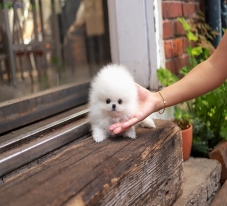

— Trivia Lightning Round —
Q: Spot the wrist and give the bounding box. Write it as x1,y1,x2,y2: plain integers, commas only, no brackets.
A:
153,91,166,113
157,91,166,114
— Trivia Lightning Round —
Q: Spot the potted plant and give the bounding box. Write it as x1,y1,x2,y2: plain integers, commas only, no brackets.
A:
173,108,193,161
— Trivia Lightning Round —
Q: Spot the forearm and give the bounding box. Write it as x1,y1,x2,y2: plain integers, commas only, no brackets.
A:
154,59,227,111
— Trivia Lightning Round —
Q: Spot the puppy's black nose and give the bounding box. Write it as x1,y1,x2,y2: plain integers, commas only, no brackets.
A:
112,104,116,109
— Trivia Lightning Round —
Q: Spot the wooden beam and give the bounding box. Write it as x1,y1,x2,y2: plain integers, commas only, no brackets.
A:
0,120,183,205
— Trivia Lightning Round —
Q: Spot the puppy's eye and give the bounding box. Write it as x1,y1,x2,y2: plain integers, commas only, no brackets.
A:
118,99,122,104
106,99,111,104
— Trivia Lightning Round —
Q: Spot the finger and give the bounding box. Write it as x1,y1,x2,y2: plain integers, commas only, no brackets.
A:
112,119,138,134
112,126,124,134
122,117,139,128
109,122,123,131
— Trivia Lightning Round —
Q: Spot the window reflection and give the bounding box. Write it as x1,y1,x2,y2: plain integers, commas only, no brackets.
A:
0,0,111,103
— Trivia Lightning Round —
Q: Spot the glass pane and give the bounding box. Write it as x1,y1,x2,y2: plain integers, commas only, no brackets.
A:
0,0,111,103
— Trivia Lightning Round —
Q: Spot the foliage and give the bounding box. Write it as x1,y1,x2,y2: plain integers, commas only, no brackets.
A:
192,82,227,143
157,68,179,87
157,12,227,157
178,12,218,67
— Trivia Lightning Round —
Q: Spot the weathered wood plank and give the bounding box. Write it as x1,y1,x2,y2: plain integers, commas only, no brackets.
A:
0,120,183,206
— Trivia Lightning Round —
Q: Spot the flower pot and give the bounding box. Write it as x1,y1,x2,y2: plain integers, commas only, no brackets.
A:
182,124,193,161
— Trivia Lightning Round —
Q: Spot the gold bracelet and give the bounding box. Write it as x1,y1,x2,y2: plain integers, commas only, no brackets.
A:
158,91,166,114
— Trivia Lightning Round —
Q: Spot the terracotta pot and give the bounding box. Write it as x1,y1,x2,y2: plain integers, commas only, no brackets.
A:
182,124,193,161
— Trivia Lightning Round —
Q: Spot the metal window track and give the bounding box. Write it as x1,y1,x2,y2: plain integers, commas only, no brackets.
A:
0,82,89,134
0,109,90,177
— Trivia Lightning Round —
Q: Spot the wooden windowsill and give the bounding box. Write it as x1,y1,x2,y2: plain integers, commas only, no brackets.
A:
0,120,183,206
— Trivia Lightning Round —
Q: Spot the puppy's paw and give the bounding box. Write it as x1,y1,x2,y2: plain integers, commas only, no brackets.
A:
123,127,136,139
140,116,156,128
92,127,107,143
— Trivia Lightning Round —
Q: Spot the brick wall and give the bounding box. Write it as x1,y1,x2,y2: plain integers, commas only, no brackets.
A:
162,0,200,74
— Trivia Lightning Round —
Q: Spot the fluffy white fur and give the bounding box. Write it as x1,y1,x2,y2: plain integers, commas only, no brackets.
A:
88,64,156,143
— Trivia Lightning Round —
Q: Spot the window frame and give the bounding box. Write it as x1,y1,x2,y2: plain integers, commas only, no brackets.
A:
0,0,163,134
108,0,163,90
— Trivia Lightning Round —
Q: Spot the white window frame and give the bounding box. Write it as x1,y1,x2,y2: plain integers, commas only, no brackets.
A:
107,0,165,90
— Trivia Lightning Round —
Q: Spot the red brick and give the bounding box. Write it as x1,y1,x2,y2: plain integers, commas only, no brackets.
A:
183,3,198,18
175,20,186,36
209,141,227,183
165,54,189,74
162,2,183,19
163,20,174,39
164,38,184,59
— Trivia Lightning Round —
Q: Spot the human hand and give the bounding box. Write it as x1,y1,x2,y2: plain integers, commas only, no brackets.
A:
109,83,160,134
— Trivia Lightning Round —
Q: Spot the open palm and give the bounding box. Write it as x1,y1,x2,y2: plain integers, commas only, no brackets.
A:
109,83,157,134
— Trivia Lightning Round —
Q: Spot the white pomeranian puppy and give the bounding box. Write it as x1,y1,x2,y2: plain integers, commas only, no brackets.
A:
88,64,156,143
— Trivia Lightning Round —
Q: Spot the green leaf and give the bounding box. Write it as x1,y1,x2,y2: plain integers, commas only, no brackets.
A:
187,31,198,41
221,126,227,139
203,48,210,59
186,47,194,58
157,68,179,87
177,17,191,31
191,46,203,56
180,66,190,75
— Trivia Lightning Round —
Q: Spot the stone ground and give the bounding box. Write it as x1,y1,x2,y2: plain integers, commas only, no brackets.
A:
174,157,221,206
211,179,227,206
